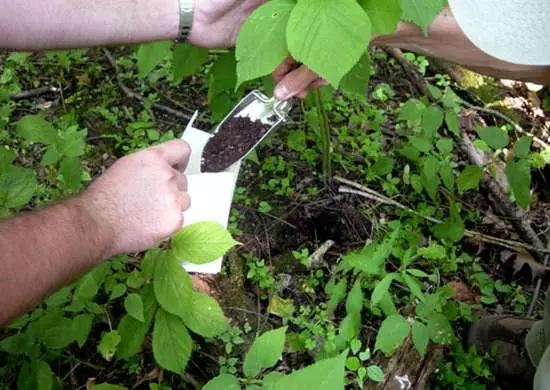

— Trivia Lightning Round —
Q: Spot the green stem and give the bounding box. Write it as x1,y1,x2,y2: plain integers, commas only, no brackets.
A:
313,89,331,178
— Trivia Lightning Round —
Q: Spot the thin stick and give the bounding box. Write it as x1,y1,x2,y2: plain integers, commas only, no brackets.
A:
103,48,193,122
10,86,58,100
462,100,549,149
337,185,550,254
528,236,550,316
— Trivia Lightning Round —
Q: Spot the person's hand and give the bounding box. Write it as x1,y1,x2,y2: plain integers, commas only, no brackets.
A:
82,140,191,257
273,57,328,101
188,0,266,48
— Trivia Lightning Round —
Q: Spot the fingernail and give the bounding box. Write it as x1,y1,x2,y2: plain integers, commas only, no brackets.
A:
274,85,289,101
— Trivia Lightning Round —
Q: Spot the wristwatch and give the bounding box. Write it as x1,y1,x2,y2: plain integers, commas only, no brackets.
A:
178,0,194,41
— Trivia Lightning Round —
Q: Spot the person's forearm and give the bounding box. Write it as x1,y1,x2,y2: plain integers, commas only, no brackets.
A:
0,0,179,50
373,7,550,85
0,195,112,323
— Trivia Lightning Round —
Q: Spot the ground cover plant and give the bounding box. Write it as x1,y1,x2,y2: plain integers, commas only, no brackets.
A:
2,0,550,389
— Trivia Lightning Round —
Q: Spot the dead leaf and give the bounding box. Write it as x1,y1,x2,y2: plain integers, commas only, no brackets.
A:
448,280,480,303
500,250,550,281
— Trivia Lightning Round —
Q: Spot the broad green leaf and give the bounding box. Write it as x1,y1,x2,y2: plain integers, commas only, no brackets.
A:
367,365,384,382
346,279,364,316
57,130,87,157
421,105,443,139
477,126,509,150
338,312,361,342
426,313,454,344
40,146,62,166
116,285,157,360
93,384,128,390
0,148,16,168
439,161,454,191
412,321,429,356
60,156,82,191
409,136,431,153
153,252,192,319
72,313,94,348
236,0,295,88
402,274,424,301
433,221,464,242
0,333,34,354
375,314,410,355
208,52,237,103
16,115,57,144
268,351,346,390
109,283,127,300
398,99,425,125
444,110,460,136
137,41,173,78
325,278,348,315
182,292,228,338
153,309,193,375
346,356,361,370
401,0,446,34
124,293,145,323
417,243,446,260
371,155,394,177
172,221,238,264
360,0,401,35
286,0,371,87
73,263,109,301
32,312,74,349
505,159,531,208
371,273,395,308
457,165,483,194
173,43,209,83
243,326,287,378
420,155,439,200
513,136,531,158
98,330,121,361
0,167,36,209
203,374,241,390
436,138,453,154
18,360,53,390
340,52,372,96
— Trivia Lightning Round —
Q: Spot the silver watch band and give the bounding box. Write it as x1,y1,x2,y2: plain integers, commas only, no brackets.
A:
178,0,194,41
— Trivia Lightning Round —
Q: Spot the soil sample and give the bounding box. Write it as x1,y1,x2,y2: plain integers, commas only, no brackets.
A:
201,116,266,173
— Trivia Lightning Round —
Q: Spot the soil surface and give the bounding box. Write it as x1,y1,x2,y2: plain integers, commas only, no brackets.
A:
201,116,266,172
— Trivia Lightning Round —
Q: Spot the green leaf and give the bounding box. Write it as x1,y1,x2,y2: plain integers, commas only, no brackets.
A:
0,333,34,354
360,0,401,35
18,360,53,390
371,155,394,177
98,330,121,361
339,312,361,342
445,110,460,136
426,313,454,344
57,129,87,157
439,161,454,191
182,292,228,338
243,326,287,378
16,115,57,144
72,314,94,348
398,99,425,125
346,356,361,371
153,252,192,319
203,374,241,390
40,146,62,166
401,0,446,34
340,52,372,96
346,279,364,316
173,43,209,83
208,52,237,103
137,41,173,78
172,221,238,264
93,384,128,390
375,314,410,355
116,285,158,360
153,309,193,375
420,155,439,200
371,273,395,308
0,148,16,168
421,105,444,139
433,221,464,242
513,136,532,158
268,351,346,390
402,274,424,301
417,243,446,260
60,156,82,191
477,126,509,149
110,283,127,300
286,0,371,87
0,167,36,209
506,159,531,208
412,321,429,357
236,0,295,88
436,138,453,154
457,165,483,194
38,315,75,349
124,293,145,323
367,365,385,382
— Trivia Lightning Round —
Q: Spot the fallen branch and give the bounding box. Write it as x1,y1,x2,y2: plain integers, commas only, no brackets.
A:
10,86,58,100
384,47,432,99
308,239,335,268
103,48,194,122
335,177,550,254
